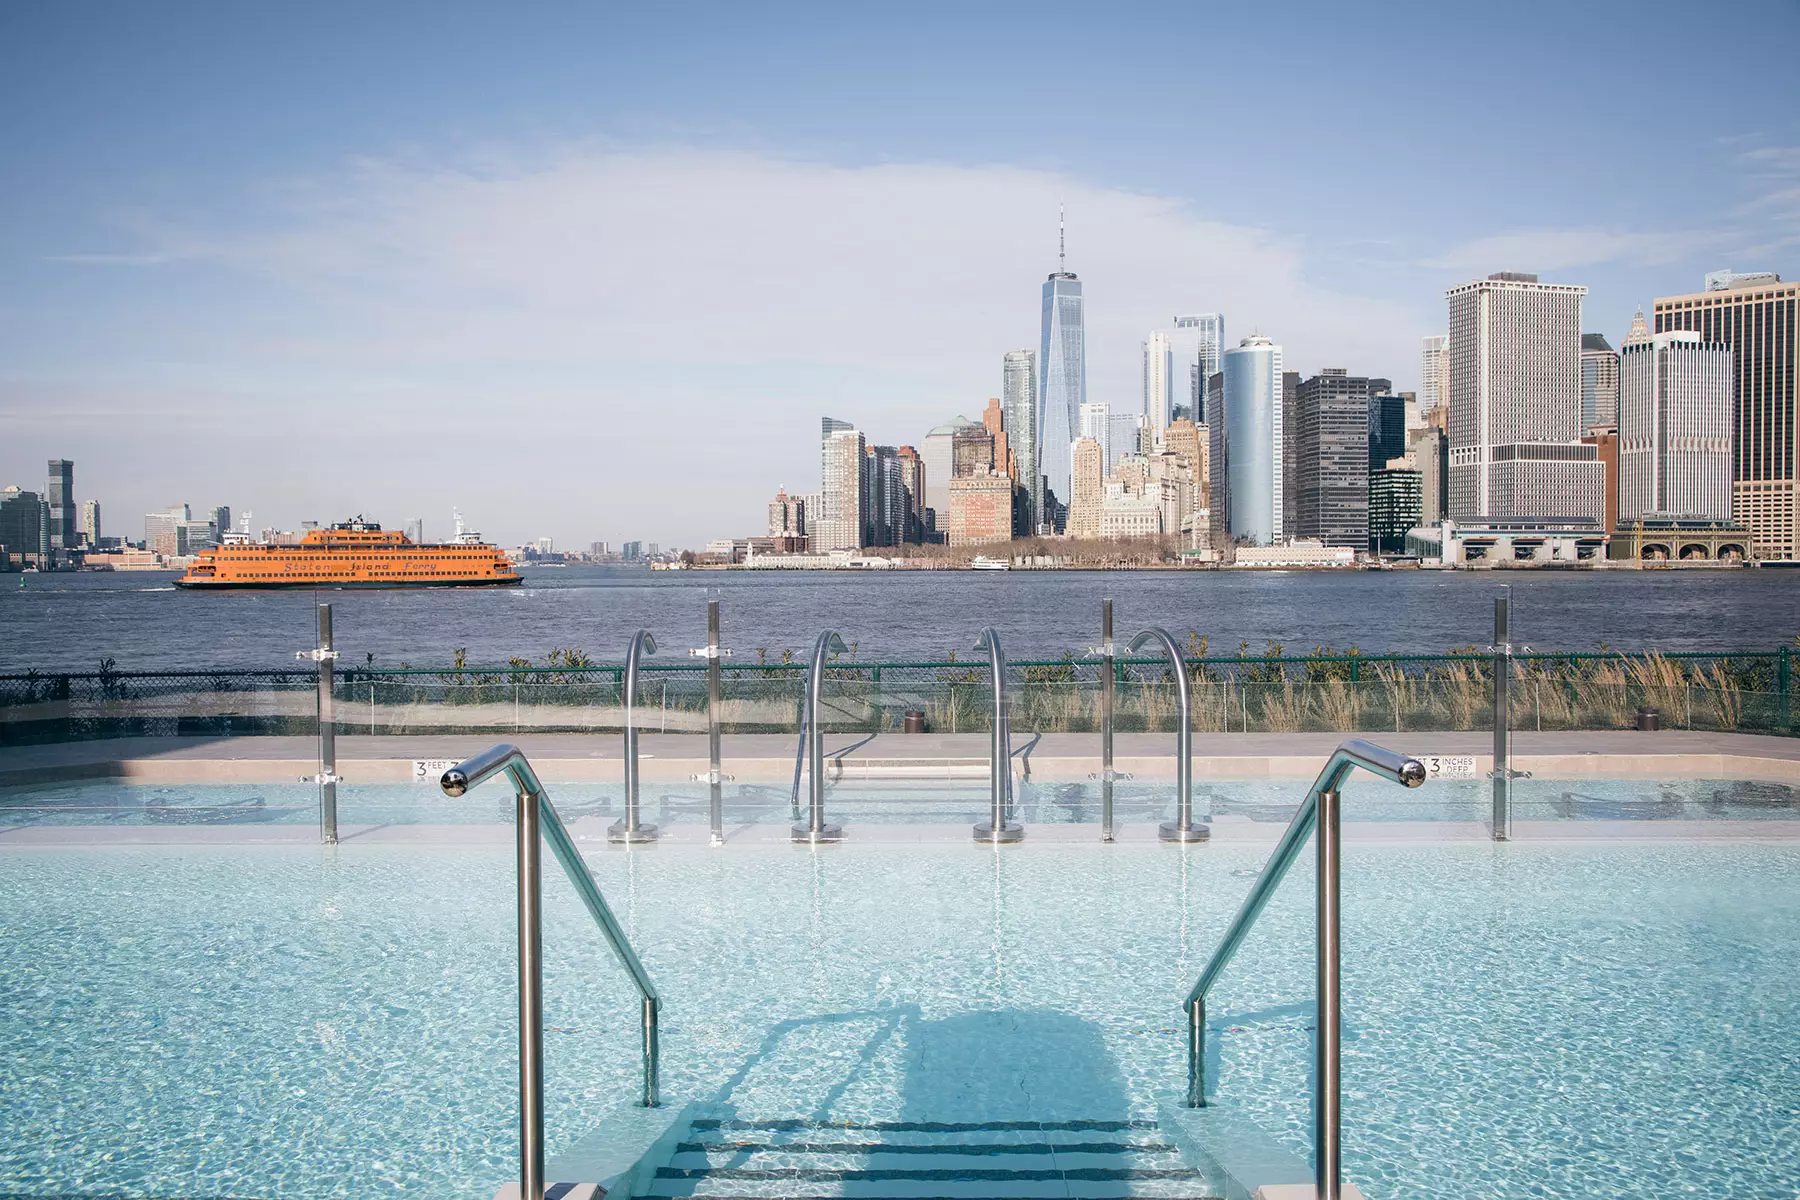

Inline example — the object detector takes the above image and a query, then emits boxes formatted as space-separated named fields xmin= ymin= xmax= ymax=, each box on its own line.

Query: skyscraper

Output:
xmin=1410 ymin=425 xmax=1449 ymax=527
xmin=1212 ymin=335 xmax=1285 ymax=545
xmin=1367 ymin=391 xmax=1407 ymax=467
xmin=982 ymin=398 xmax=1011 ymax=479
xmin=1162 ymin=417 xmax=1207 ymax=500
xmin=921 ymin=416 xmax=978 ymax=527
xmin=1579 ymin=333 xmax=1620 ymax=432
xmin=1002 ymin=350 xmax=1039 ymax=533
xmin=768 ymin=488 xmax=805 ymax=538
xmin=1293 ymin=369 xmax=1371 ymax=548
xmin=46 ymin=459 xmax=74 ymax=556
xmin=1108 ymin=412 xmax=1145 ymax=472
xmin=1066 ymin=437 xmax=1104 ymax=538
xmin=895 ymin=446 xmax=926 ymax=543
xmin=1619 ymin=331 xmax=1734 ymax=522
xmin=952 ymin=423 xmax=996 ymax=480
xmin=81 ymin=500 xmax=101 ymax=548
xmin=864 ymin=445 xmax=907 ymax=547
xmin=1653 ymin=271 xmax=1799 ymax=558
xmin=1180 ymin=314 xmax=1224 ymax=425
xmin=1446 ymin=272 xmax=1603 ymax=522
xmin=1368 ymin=468 xmax=1423 ymax=553
xmin=1079 ymin=401 xmax=1111 ymax=469
xmin=1142 ymin=330 xmax=1171 ymax=431
xmin=1143 ymin=315 xmax=1224 ymax=432
xmin=0 ymin=488 xmax=47 ymax=567
xmin=817 ymin=423 xmax=866 ymax=551
xmin=210 ymin=506 xmax=232 ymax=542
xmin=1419 ymin=335 xmax=1450 ymax=417
xmin=1037 ymin=212 xmax=1084 ymax=532
xmin=945 ymin=471 xmax=1014 ymax=546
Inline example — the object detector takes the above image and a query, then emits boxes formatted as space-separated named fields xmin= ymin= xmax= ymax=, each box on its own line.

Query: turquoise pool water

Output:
xmin=2 ymin=775 xmax=1794 ymax=827
xmin=1 ymin=838 xmax=1796 ymax=1199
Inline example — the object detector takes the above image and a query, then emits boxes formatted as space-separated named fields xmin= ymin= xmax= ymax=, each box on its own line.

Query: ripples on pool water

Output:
xmin=0 ymin=841 xmax=1796 ymax=1199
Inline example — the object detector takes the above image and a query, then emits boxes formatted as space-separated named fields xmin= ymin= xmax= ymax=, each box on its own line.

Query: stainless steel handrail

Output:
xmin=1182 ymin=738 xmax=1424 ymax=1200
xmin=973 ymin=627 xmax=1022 ymax=843
xmin=1129 ymin=627 xmax=1207 ymax=843
xmin=609 ymin=630 xmax=659 ymax=843
xmin=1491 ymin=589 xmax=1513 ymax=841
xmin=788 ymin=697 xmax=808 ymax=822
xmin=705 ymin=598 xmax=725 ymax=846
xmin=793 ymin=630 xmax=847 ymax=843
xmin=441 ymin=744 xmax=662 ymax=1200
xmin=1100 ymin=599 xmax=1115 ymax=842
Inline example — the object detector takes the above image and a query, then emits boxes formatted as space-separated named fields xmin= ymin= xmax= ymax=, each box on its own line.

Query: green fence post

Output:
xmin=870 ymin=665 xmax=882 ymax=734
xmin=1771 ymin=647 xmax=1785 ymax=734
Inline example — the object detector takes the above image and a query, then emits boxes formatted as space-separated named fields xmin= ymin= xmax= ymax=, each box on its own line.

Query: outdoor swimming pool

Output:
xmin=1 ymin=836 xmax=1796 ymax=1199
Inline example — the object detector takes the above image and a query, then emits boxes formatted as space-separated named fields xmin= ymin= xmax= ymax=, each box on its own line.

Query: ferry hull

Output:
xmin=173 ymin=576 xmax=525 ymax=590
xmin=175 ymin=517 xmax=522 ymax=590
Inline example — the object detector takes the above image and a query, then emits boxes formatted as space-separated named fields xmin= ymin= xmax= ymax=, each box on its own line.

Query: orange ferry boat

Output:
xmin=175 ymin=518 xmax=522 ymax=590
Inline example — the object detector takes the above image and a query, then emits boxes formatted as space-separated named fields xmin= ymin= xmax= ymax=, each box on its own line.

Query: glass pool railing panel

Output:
xmin=0 ymin=669 xmax=317 ymax=745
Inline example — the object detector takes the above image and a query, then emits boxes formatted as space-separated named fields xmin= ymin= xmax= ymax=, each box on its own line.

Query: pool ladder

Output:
xmin=790 ymin=626 xmax=1025 ymax=844
xmin=1181 ymin=738 xmax=1425 ymax=1200
xmin=440 ymin=745 xmax=662 ymax=1200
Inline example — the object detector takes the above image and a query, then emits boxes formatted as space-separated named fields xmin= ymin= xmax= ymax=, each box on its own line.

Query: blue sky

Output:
xmin=2 ymin=0 xmax=1797 ymax=546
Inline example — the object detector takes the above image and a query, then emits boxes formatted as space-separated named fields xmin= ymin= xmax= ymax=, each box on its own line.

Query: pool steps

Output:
xmin=637 ymin=1116 xmax=1222 ymax=1198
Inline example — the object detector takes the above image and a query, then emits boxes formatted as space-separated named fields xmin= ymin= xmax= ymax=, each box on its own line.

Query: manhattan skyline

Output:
xmin=1 ymin=1 xmax=1797 ymax=547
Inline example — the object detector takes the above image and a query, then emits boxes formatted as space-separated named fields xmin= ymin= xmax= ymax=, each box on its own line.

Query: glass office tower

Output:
xmin=1038 ymin=257 xmax=1085 ymax=533
xmin=1216 ymin=335 xmax=1285 ymax=545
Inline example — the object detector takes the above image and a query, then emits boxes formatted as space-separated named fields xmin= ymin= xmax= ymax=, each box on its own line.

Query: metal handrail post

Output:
xmin=1101 ymin=599 xmax=1115 ymax=842
xmin=707 ymin=599 xmax=724 ymax=846
xmin=516 ymin=767 xmax=545 ymax=1200
xmin=793 ymin=631 xmax=846 ymax=843
xmin=1131 ymin=627 xmax=1207 ymax=842
xmin=973 ymin=627 xmax=1023 ymax=843
xmin=1315 ymin=786 xmax=1342 ymax=1198
xmin=789 ymin=700 xmax=808 ymax=823
xmin=1181 ymin=739 xmax=1425 ymax=1199
xmin=441 ymin=743 xmax=664 ymax=1200
xmin=1491 ymin=590 xmax=1513 ymax=842
xmin=294 ymin=604 xmax=340 ymax=845
xmin=609 ymin=631 xmax=659 ymax=843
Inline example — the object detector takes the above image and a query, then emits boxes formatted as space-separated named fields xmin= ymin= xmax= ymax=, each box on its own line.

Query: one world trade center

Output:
xmin=1037 ymin=212 xmax=1084 ymax=533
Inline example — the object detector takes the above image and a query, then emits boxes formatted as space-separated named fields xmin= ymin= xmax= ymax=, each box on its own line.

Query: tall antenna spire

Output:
xmin=1058 ymin=203 xmax=1066 ymax=273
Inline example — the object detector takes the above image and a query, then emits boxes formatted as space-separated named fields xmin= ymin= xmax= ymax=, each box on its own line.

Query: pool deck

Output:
xmin=2 ymin=815 xmax=1796 ymax=848
xmin=5 ymin=729 xmax=1799 ymax=788
xmin=6 ymin=732 xmax=1799 ymax=847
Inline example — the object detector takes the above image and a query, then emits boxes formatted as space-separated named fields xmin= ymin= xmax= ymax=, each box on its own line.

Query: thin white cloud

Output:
xmin=42 ymin=146 xmax=1432 ymax=544
xmin=1423 ymin=228 xmax=1719 ymax=275
xmin=43 ymin=252 xmax=176 ymax=266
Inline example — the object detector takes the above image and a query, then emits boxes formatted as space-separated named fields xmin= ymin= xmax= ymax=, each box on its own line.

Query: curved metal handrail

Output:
xmin=793 ymin=630 xmax=847 ymax=842
xmin=973 ymin=627 xmax=1021 ymax=843
xmin=442 ymin=743 xmax=662 ymax=1200
xmin=610 ymin=629 xmax=659 ymax=843
xmin=1129 ymin=627 xmax=1207 ymax=843
xmin=1181 ymin=738 xmax=1424 ymax=1200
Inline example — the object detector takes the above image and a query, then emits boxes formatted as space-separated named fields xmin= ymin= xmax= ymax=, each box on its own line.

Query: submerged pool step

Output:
xmin=639 ymin=1116 xmax=1220 ymax=1199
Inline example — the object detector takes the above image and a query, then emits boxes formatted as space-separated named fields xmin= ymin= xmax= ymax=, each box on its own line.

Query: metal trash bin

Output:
xmin=1636 ymin=706 xmax=1662 ymax=731
xmin=904 ymin=710 xmax=926 ymax=734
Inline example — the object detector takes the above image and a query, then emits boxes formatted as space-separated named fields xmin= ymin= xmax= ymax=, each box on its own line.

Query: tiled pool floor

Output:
xmin=1 ymin=840 xmax=1796 ymax=1199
